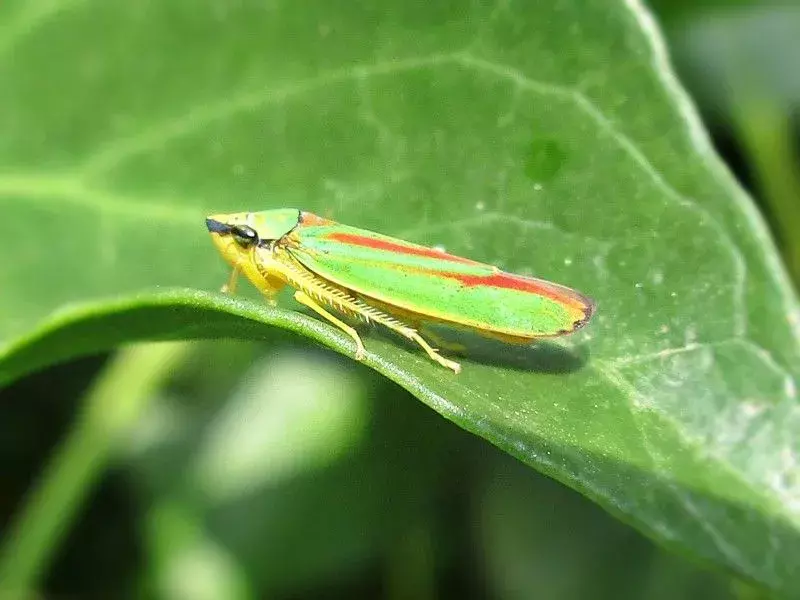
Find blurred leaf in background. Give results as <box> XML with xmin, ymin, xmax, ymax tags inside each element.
<box><xmin>651</xmin><ymin>0</ymin><xmax>800</xmax><ymax>284</ymax></box>
<box><xmin>0</xmin><ymin>0</ymin><xmax>799</xmax><ymax>599</ymax></box>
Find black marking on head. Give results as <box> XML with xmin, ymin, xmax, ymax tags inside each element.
<box><xmin>232</xmin><ymin>224</ymin><xmax>259</xmax><ymax>247</ymax></box>
<box><xmin>206</xmin><ymin>218</ymin><xmax>231</xmax><ymax>234</ymax></box>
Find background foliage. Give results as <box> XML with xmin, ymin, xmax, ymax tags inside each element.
<box><xmin>1</xmin><ymin>0</ymin><xmax>798</xmax><ymax>598</ymax></box>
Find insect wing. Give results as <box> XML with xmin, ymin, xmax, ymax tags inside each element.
<box><xmin>287</xmin><ymin>224</ymin><xmax>594</xmax><ymax>337</ymax></box>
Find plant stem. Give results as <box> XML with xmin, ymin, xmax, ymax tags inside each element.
<box><xmin>0</xmin><ymin>341</ymin><xmax>192</xmax><ymax>596</ymax></box>
<box><xmin>731</xmin><ymin>95</ymin><xmax>800</xmax><ymax>286</ymax></box>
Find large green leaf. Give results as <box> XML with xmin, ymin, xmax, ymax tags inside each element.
<box><xmin>1</xmin><ymin>0</ymin><xmax>799</xmax><ymax>593</ymax></box>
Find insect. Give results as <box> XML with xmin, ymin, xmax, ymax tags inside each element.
<box><xmin>205</xmin><ymin>209</ymin><xmax>595</xmax><ymax>373</ymax></box>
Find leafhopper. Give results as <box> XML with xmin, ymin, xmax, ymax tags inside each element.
<box><xmin>206</xmin><ymin>209</ymin><xmax>595</xmax><ymax>373</ymax></box>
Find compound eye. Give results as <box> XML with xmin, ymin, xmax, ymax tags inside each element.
<box><xmin>231</xmin><ymin>225</ymin><xmax>259</xmax><ymax>247</ymax></box>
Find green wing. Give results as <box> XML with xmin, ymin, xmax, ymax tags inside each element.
<box><xmin>287</xmin><ymin>223</ymin><xmax>594</xmax><ymax>337</ymax></box>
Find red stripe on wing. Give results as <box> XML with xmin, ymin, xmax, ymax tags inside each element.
<box><xmin>447</xmin><ymin>271</ymin><xmax>594</xmax><ymax>320</ymax></box>
<box><xmin>325</xmin><ymin>232</ymin><xmax>480</xmax><ymax>265</ymax></box>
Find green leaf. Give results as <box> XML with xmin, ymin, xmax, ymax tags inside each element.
<box><xmin>1</xmin><ymin>0</ymin><xmax>799</xmax><ymax>594</ymax></box>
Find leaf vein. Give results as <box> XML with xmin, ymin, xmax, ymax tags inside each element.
<box><xmin>78</xmin><ymin>52</ymin><xmax>457</xmax><ymax>178</ymax></box>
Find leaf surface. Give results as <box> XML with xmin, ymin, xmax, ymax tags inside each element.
<box><xmin>1</xmin><ymin>0</ymin><xmax>799</xmax><ymax>591</ymax></box>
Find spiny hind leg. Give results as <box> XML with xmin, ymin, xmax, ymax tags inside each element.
<box><xmin>418</xmin><ymin>326</ymin><xmax>468</xmax><ymax>355</ymax></box>
<box><xmin>360</xmin><ymin>300</ymin><xmax>462</xmax><ymax>371</ymax></box>
<box><xmin>294</xmin><ymin>290</ymin><xmax>366</xmax><ymax>360</ymax></box>
<box><xmin>407</xmin><ymin>330</ymin><xmax>461</xmax><ymax>374</ymax></box>
<box><xmin>377</xmin><ymin>318</ymin><xmax>461</xmax><ymax>374</ymax></box>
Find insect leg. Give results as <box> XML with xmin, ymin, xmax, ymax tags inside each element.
<box><xmin>418</xmin><ymin>327</ymin><xmax>468</xmax><ymax>355</ymax></box>
<box><xmin>405</xmin><ymin>330</ymin><xmax>462</xmax><ymax>374</ymax></box>
<box><xmin>293</xmin><ymin>290</ymin><xmax>366</xmax><ymax>360</ymax></box>
<box><xmin>255</xmin><ymin>274</ymin><xmax>287</xmax><ymax>306</ymax></box>
<box><xmin>371</xmin><ymin>314</ymin><xmax>462</xmax><ymax>373</ymax></box>
<box><xmin>272</xmin><ymin>254</ymin><xmax>460</xmax><ymax>372</ymax></box>
<box><xmin>221</xmin><ymin>267</ymin><xmax>240</xmax><ymax>294</ymax></box>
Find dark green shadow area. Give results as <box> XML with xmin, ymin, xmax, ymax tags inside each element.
<box><xmin>414</xmin><ymin>322</ymin><xmax>589</xmax><ymax>373</ymax></box>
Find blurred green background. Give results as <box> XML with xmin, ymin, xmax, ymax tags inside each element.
<box><xmin>1</xmin><ymin>0</ymin><xmax>798</xmax><ymax>598</ymax></box>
